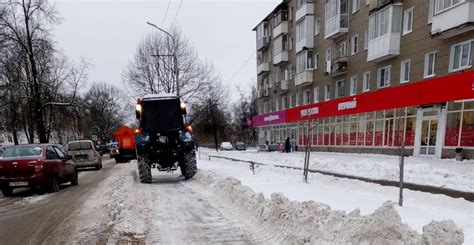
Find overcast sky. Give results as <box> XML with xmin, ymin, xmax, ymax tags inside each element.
<box><xmin>53</xmin><ymin>0</ymin><xmax>280</xmax><ymax>101</ymax></box>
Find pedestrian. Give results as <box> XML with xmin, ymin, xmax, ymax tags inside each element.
<box><xmin>285</xmin><ymin>137</ymin><xmax>290</xmax><ymax>153</ymax></box>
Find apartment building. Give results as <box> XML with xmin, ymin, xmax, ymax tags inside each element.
<box><xmin>252</xmin><ymin>0</ymin><xmax>474</xmax><ymax>159</ymax></box>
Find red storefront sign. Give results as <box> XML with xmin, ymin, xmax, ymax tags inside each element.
<box><xmin>253</xmin><ymin>70</ymin><xmax>474</xmax><ymax>127</ymax></box>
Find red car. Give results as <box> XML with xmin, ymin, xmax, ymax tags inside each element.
<box><xmin>0</xmin><ymin>144</ymin><xmax>78</xmax><ymax>196</ymax></box>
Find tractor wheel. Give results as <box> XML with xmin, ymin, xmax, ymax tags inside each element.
<box><xmin>181</xmin><ymin>150</ymin><xmax>197</xmax><ymax>180</ymax></box>
<box><xmin>137</xmin><ymin>156</ymin><xmax>152</xmax><ymax>183</ymax></box>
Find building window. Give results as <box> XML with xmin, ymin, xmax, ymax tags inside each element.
<box><xmin>303</xmin><ymin>89</ymin><xmax>311</xmax><ymax>105</ymax></box>
<box><xmin>337</xmin><ymin>40</ymin><xmax>348</xmax><ymax>59</ymax></box>
<box><xmin>435</xmin><ymin>0</ymin><xmax>466</xmax><ymax>14</ymax></box>
<box><xmin>400</xmin><ymin>59</ymin><xmax>410</xmax><ymax>83</ymax></box>
<box><xmin>352</xmin><ymin>0</ymin><xmax>360</xmax><ymax>14</ymax></box>
<box><xmin>350</xmin><ymin>76</ymin><xmax>357</xmax><ymax>95</ymax></box>
<box><xmin>377</xmin><ymin>66</ymin><xmax>391</xmax><ymax>88</ymax></box>
<box><xmin>424</xmin><ymin>51</ymin><xmax>436</xmax><ymax>78</ymax></box>
<box><xmin>281</xmin><ymin>96</ymin><xmax>288</xmax><ymax>110</ymax></box>
<box><xmin>403</xmin><ymin>8</ymin><xmax>414</xmax><ymax>35</ymax></box>
<box><xmin>363</xmin><ymin>71</ymin><xmax>370</xmax><ymax>92</ymax></box>
<box><xmin>336</xmin><ymin>80</ymin><xmax>345</xmax><ymax>98</ymax></box>
<box><xmin>275</xmin><ymin>99</ymin><xmax>280</xmax><ymax>111</ymax></box>
<box><xmin>449</xmin><ymin>39</ymin><xmax>473</xmax><ymax>72</ymax></box>
<box><xmin>325</xmin><ymin>48</ymin><xmax>332</xmax><ymax>73</ymax></box>
<box><xmin>273</xmin><ymin>35</ymin><xmax>288</xmax><ymax>55</ymax></box>
<box><xmin>364</xmin><ymin>30</ymin><xmax>368</xmax><ymax>50</ymax></box>
<box><xmin>314</xmin><ymin>87</ymin><xmax>320</xmax><ymax>103</ymax></box>
<box><xmin>296</xmin><ymin>92</ymin><xmax>300</xmax><ymax>106</ymax></box>
<box><xmin>428</xmin><ymin>0</ymin><xmax>435</xmax><ymax>23</ymax></box>
<box><xmin>369</xmin><ymin>5</ymin><xmax>402</xmax><ymax>41</ymax></box>
<box><xmin>351</xmin><ymin>34</ymin><xmax>359</xmax><ymax>55</ymax></box>
<box><xmin>289</xmin><ymin>36</ymin><xmax>294</xmax><ymax>50</ymax></box>
<box><xmin>325</xmin><ymin>0</ymin><xmax>349</xmax><ymax>37</ymax></box>
<box><xmin>315</xmin><ymin>18</ymin><xmax>320</xmax><ymax>36</ymax></box>
<box><xmin>314</xmin><ymin>53</ymin><xmax>320</xmax><ymax>69</ymax></box>
<box><xmin>325</xmin><ymin>84</ymin><xmax>331</xmax><ymax>101</ymax></box>
<box><xmin>296</xmin><ymin>19</ymin><xmax>306</xmax><ymax>42</ymax></box>
<box><xmin>296</xmin><ymin>51</ymin><xmax>314</xmax><ymax>73</ymax></box>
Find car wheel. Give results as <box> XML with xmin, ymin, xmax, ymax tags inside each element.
<box><xmin>71</xmin><ymin>171</ymin><xmax>78</xmax><ymax>186</ymax></box>
<box><xmin>49</xmin><ymin>178</ymin><xmax>60</xmax><ymax>193</ymax></box>
<box><xmin>1</xmin><ymin>187</ymin><xmax>13</xmax><ymax>197</ymax></box>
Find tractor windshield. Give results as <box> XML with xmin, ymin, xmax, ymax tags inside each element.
<box><xmin>141</xmin><ymin>99</ymin><xmax>183</xmax><ymax>132</ymax></box>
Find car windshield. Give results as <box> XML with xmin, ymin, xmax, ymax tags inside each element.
<box><xmin>68</xmin><ymin>142</ymin><xmax>93</xmax><ymax>151</ymax></box>
<box><xmin>141</xmin><ymin>100</ymin><xmax>182</xmax><ymax>132</ymax></box>
<box><xmin>2</xmin><ymin>146</ymin><xmax>42</xmax><ymax>158</ymax></box>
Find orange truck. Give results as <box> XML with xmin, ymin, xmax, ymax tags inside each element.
<box><xmin>112</xmin><ymin>126</ymin><xmax>137</xmax><ymax>163</ymax></box>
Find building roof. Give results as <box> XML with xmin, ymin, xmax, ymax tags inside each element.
<box><xmin>252</xmin><ymin>0</ymin><xmax>288</xmax><ymax>31</ymax></box>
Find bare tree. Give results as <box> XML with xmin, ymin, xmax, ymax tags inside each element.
<box><xmin>0</xmin><ymin>0</ymin><xmax>89</xmax><ymax>143</ymax></box>
<box><xmin>0</xmin><ymin>0</ymin><xmax>61</xmax><ymax>143</ymax></box>
<box><xmin>123</xmin><ymin>28</ymin><xmax>219</xmax><ymax>104</ymax></box>
<box><xmin>83</xmin><ymin>82</ymin><xmax>131</xmax><ymax>143</ymax></box>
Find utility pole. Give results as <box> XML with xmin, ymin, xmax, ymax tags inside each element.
<box><xmin>146</xmin><ymin>21</ymin><xmax>179</xmax><ymax>97</ymax></box>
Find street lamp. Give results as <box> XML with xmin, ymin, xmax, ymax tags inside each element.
<box><xmin>146</xmin><ymin>21</ymin><xmax>180</xmax><ymax>97</ymax></box>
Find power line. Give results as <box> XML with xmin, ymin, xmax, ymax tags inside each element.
<box><xmin>161</xmin><ymin>0</ymin><xmax>171</xmax><ymax>27</ymax></box>
<box><xmin>171</xmin><ymin>0</ymin><xmax>183</xmax><ymax>25</ymax></box>
<box><xmin>228</xmin><ymin>52</ymin><xmax>255</xmax><ymax>83</ymax></box>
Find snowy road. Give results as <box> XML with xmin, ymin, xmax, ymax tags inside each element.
<box><xmin>0</xmin><ymin>157</ymin><xmax>116</xmax><ymax>244</ymax></box>
<box><xmin>0</xmin><ymin>157</ymin><xmax>261</xmax><ymax>244</ymax></box>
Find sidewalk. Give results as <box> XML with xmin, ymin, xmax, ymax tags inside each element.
<box><xmin>200</xmin><ymin>148</ymin><xmax>474</xmax><ymax>193</ymax></box>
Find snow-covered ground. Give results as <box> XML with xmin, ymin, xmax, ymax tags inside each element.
<box><xmin>42</xmin><ymin>155</ymin><xmax>471</xmax><ymax>244</ymax></box>
<box><xmin>200</xmin><ymin>148</ymin><xmax>474</xmax><ymax>193</ymax></box>
<box><xmin>198</xmin><ymin>156</ymin><xmax>473</xmax><ymax>244</ymax></box>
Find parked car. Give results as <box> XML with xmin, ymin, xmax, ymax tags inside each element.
<box><xmin>219</xmin><ymin>142</ymin><xmax>233</xmax><ymax>150</ymax></box>
<box><xmin>0</xmin><ymin>144</ymin><xmax>78</xmax><ymax>196</ymax></box>
<box><xmin>108</xmin><ymin>143</ymin><xmax>119</xmax><ymax>159</ymax></box>
<box><xmin>235</xmin><ymin>142</ymin><xmax>247</xmax><ymax>151</ymax></box>
<box><xmin>67</xmin><ymin>140</ymin><xmax>102</xmax><ymax>170</ymax></box>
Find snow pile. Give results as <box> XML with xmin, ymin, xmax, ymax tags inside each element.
<box><xmin>422</xmin><ymin>220</ymin><xmax>464</xmax><ymax>245</ymax></box>
<box><xmin>195</xmin><ymin>170</ymin><xmax>464</xmax><ymax>244</ymax></box>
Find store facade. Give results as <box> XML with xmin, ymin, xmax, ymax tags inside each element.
<box><xmin>253</xmin><ymin>71</ymin><xmax>474</xmax><ymax>159</ymax></box>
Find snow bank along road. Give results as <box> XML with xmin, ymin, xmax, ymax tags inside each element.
<box><xmin>201</xmin><ymin>148</ymin><xmax>474</xmax><ymax>193</ymax></box>
<box><xmin>0</xmin><ymin>154</ymin><xmax>469</xmax><ymax>244</ymax></box>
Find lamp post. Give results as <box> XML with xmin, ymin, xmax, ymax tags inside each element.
<box><xmin>146</xmin><ymin>21</ymin><xmax>179</xmax><ymax>97</ymax></box>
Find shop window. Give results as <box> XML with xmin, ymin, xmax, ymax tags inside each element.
<box><xmin>350</xmin><ymin>122</ymin><xmax>357</xmax><ymax>145</ymax></box>
<box><xmin>405</xmin><ymin>117</ymin><xmax>416</xmax><ymax>146</ymax></box>
<box><xmin>393</xmin><ymin>118</ymin><xmax>405</xmax><ymax>147</ymax></box>
<box><xmin>445</xmin><ymin>112</ymin><xmax>461</xmax><ymax>147</ymax></box>
<box><xmin>374</xmin><ymin>120</ymin><xmax>384</xmax><ymax>146</ymax></box>
<box><xmin>461</xmin><ymin>111</ymin><xmax>474</xmax><ymax>146</ymax></box>
<box><xmin>343</xmin><ymin>122</ymin><xmax>350</xmax><ymax>145</ymax></box>
<box><xmin>357</xmin><ymin>114</ymin><xmax>367</xmax><ymax>146</ymax></box>
<box><xmin>366</xmin><ymin>120</ymin><xmax>374</xmax><ymax>146</ymax></box>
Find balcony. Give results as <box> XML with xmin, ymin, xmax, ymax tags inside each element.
<box><xmin>273</xmin><ymin>51</ymin><xmax>288</xmax><ymax>65</ymax></box>
<box><xmin>331</xmin><ymin>57</ymin><xmax>348</xmax><ymax>77</ymax></box>
<box><xmin>295</xmin><ymin>16</ymin><xmax>314</xmax><ymax>53</ymax></box>
<box><xmin>295</xmin><ymin>2</ymin><xmax>314</xmax><ymax>21</ymax></box>
<box><xmin>367</xmin><ymin>33</ymin><xmax>400</xmax><ymax>62</ymax></box>
<box><xmin>273</xmin><ymin>21</ymin><xmax>288</xmax><ymax>38</ymax></box>
<box><xmin>367</xmin><ymin>4</ymin><xmax>402</xmax><ymax>62</ymax></box>
<box><xmin>295</xmin><ymin>70</ymin><xmax>313</xmax><ymax>86</ymax></box>
<box><xmin>257</xmin><ymin>62</ymin><xmax>269</xmax><ymax>75</ymax></box>
<box><xmin>431</xmin><ymin>1</ymin><xmax>474</xmax><ymax>39</ymax></box>
<box><xmin>296</xmin><ymin>36</ymin><xmax>314</xmax><ymax>53</ymax></box>
<box><xmin>324</xmin><ymin>0</ymin><xmax>349</xmax><ymax>39</ymax></box>
<box><xmin>257</xmin><ymin>36</ymin><xmax>270</xmax><ymax>50</ymax></box>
